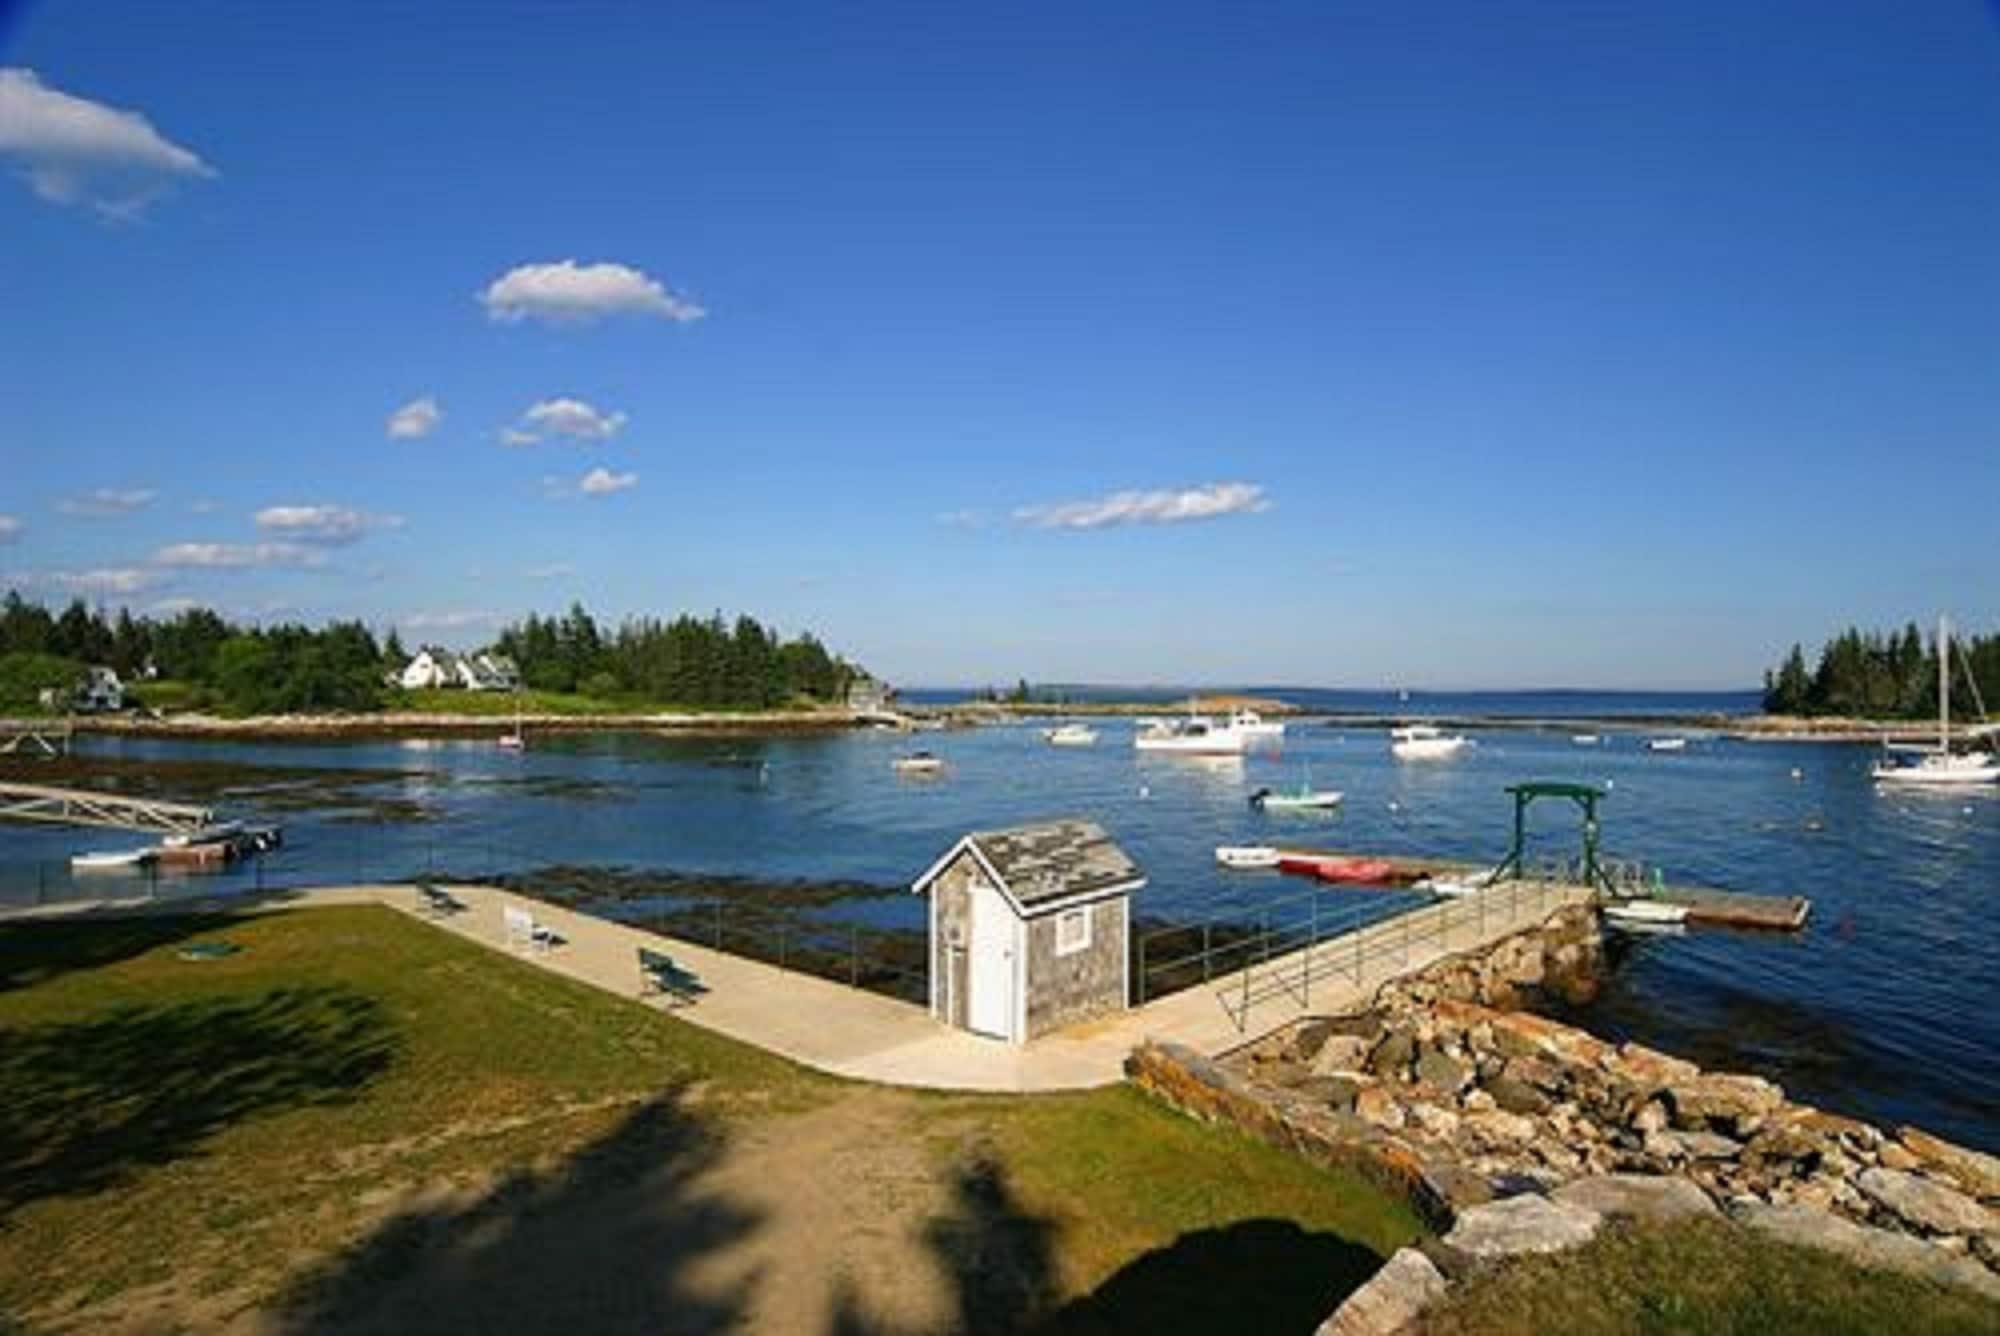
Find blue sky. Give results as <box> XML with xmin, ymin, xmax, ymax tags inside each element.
<box><xmin>2</xmin><ymin>1</ymin><xmax>1995</xmax><ymax>689</ymax></box>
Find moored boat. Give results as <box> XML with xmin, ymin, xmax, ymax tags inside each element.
<box><xmin>1571</xmin><ymin>733</ymin><xmax>1600</xmax><ymax>746</ymax></box>
<box><xmin>1278</xmin><ymin>854</ymin><xmax>1396</xmax><ymax>884</ymax></box>
<box><xmin>70</xmin><ymin>848</ymin><xmax>157</xmax><ymax>872</ymax></box>
<box><xmin>1872</xmin><ymin>616</ymin><xmax>1999</xmax><ymax>787</ymax></box>
<box><xmin>1044</xmin><ymin>723</ymin><xmax>1098</xmax><ymax>747</ymax></box>
<box><xmin>1134</xmin><ymin>715</ymin><xmax>1249</xmax><ymax>755</ymax></box>
<box><xmin>1645</xmin><ymin>737</ymin><xmax>1688</xmax><ymax>753</ymax></box>
<box><xmin>1389</xmin><ymin>724</ymin><xmax>1470</xmax><ymax>760</ymax></box>
<box><xmin>1603</xmin><ymin>899</ymin><xmax>1690</xmax><ymax>927</ymax></box>
<box><xmin>1228</xmin><ymin>709</ymin><xmax>1286</xmax><ymax>744</ymax></box>
<box><xmin>1416</xmin><ymin>875</ymin><xmax>1487</xmax><ymax>898</ymax></box>
<box><xmin>892</xmin><ymin>751</ymin><xmax>944</xmax><ymax>774</ymax></box>
<box><xmin>1215</xmin><ymin>845</ymin><xmax>1281</xmax><ymax>869</ymax></box>
<box><xmin>162</xmin><ymin>821</ymin><xmax>244</xmax><ymax>849</ymax></box>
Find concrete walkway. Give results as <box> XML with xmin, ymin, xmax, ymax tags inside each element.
<box><xmin>5</xmin><ymin>875</ymin><xmax>1592</xmax><ymax>1093</ymax></box>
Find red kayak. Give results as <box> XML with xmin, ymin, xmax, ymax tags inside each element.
<box><xmin>1277</xmin><ymin>855</ymin><xmax>1397</xmax><ymax>885</ymax></box>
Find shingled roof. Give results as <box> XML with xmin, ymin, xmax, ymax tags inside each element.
<box><xmin>914</xmin><ymin>819</ymin><xmax>1144</xmax><ymax>913</ymax></box>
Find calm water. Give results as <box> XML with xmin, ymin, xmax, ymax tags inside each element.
<box><xmin>3</xmin><ymin>703</ymin><xmax>1993</xmax><ymax>1151</ymax></box>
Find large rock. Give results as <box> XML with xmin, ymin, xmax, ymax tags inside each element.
<box><xmin>1312</xmin><ymin>1034</ymin><xmax>1373</xmax><ymax>1076</ymax></box>
<box><xmin>1554</xmin><ymin>1174</ymin><xmax>1719</xmax><ymax>1224</ymax></box>
<box><xmin>1856</xmin><ymin>1168</ymin><xmax>1996</xmax><ymax>1237</ymax></box>
<box><xmin>1369</xmin><ymin>1027</ymin><xmax>1418</xmax><ymax>1080</ymax></box>
<box><xmin>1442</xmin><ymin>1193</ymin><xmax>1602</xmax><ymax>1260</ymax></box>
<box><xmin>1667</xmin><ymin>1129</ymin><xmax>1743</xmax><ymax>1161</ymax></box>
<box><xmin>1666</xmin><ymin>1074</ymin><xmax>1785</xmax><ymax>1136</ymax></box>
<box><xmin>1315</xmin><ymin>1247</ymin><xmax>1447</xmax><ymax>1336</ymax></box>
<box><xmin>1415</xmin><ymin>1047</ymin><xmax>1472</xmax><ymax>1094</ymax></box>
<box><xmin>1899</xmin><ymin>1128</ymin><xmax>2000</xmax><ymax>1201</ymax></box>
<box><xmin>1292</xmin><ymin>1075</ymin><xmax>1368</xmax><ymax>1114</ymax></box>
<box><xmin>1484</xmin><ymin>1073</ymin><xmax>1550</xmax><ymax>1117</ymax></box>
<box><xmin>1609</xmin><ymin>1041</ymin><xmax>1700</xmax><ymax>1089</ymax></box>
<box><xmin>1735</xmin><ymin>1202</ymin><xmax>2000</xmax><ymax>1301</ymax></box>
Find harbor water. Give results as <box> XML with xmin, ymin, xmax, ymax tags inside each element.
<box><xmin>2</xmin><ymin>691</ymin><xmax>1993</xmax><ymax>1152</ymax></box>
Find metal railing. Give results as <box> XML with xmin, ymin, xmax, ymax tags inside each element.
<box><xmin>1208</xmin><ymin>872</ymin><xmax>1577</xmax><ymax>1032</ymax></box>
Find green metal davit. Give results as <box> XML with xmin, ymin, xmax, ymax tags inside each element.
<box><xmin>1487</xmin><ymin>781</ymin><xmax>1616</xmax><ymax>896</ymax></box>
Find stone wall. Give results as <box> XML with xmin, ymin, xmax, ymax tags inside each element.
<box><xmin>1368</xmin><ymin>902</ymin><xmax>1604</xmax><ymax>1013</ymax></box>
<box><xmin>1024</xmin><ymin>895</ymin><xmax>1125</xmax><ymax>1039</ymax></box>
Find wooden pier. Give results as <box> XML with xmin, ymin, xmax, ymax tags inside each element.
<box><xmin>0</xmin><ymin>781</ymin><xmax>214</xmax><ymax>835</ymax></box>
<box><xmin>1272</xmin><ymin>845</ymin><xmax>1812</xmax><ymax>932</ymax></box>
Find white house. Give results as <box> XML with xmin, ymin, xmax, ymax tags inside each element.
<box><xmin>399</xmin><ymin>647</ymin><xmax>464</xmax><ymax>691</ymax></box>
<box><xmin>456</xmin><ymin>651</ymin><xmax>521</xmax><ymax>692</ymax></box>
<box><xmin>75</xmin><ymin>666</ymin><xmax>125</xmax><ymax>713</ymax></box>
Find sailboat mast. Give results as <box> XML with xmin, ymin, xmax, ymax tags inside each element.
<box><xmin>1939</xmin><ymin>613</ymin><xmax>1950</xmax><ymax>752</ymax></box>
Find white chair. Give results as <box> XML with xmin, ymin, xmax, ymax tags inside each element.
<box><xmin>503</xmin><ymin>904</ymin><xmax>558</xmax><ymax>953</ymax></box>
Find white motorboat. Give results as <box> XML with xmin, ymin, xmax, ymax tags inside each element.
<box><xmin>1044</xmin><ymin>723</ymin><xmax>1099</xmax><ymax>747</ymax></box>
<box><xmin>1249</xmin><ymin>762</ymin><xmax>1341</xmax><ymax>810</ymax></box>
<box><xmin>71</xmin><ymin>848</ymin><xmax>158</xmax><ymax>872</ymax></box>
<box><xmin>1134</xmin><ymin>715</ymin><xmax>1249</xmax><ymax>755</ymax></box>
<box><xmin>1645</xmin><ymin>737</ymin><xmax>1688</xmax><ymax>753</ymax></box>
<box><xmin>162</xmin><ymin>821</ymin><xmax>244</xmax><ymax>849</ymax></box>
<box><xmin>892</xmin><ymin>751</ymin><xmax>944</xmax><ymax>775</ymax></box>
<box><xmin>1416</xmin><ymin>875</ymin><xmax>1487</xmax><ymax>898</ymax></box>
<box><xmin>1873</xmin><ymin>616</ymin><xmax>1999</xmax><ymax>787</ymax></box>
<box><xmin>1228</xmin><ymin>709</ymin><xmax>1287</xmax><ymax>744</ymax></box>
<box><xmin>1389</xmin><ymin>724</ymin><xmax>1470</xmax><ymax>760</ymax></box>
<box><xmin>1571</xmin><ymin>733</ymin><xmax>1601</xmax><ymax>746</ymax></box>
<box><xmin>1215</xmin><ymin>845</ymin><xmax>1281</xmax><ymax>869</ymax></box>
<box><xmin>1602</xmin><ymin>900</ymin><xmax>1689</xmax><ymax>927</ymax></box>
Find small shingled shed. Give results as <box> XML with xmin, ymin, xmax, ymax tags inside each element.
<box><xmin>911</xmin><ymin>819</ymin><xmax>1145</xmax><ymax>1044</ymax></box>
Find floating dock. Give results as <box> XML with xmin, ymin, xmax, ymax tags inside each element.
<box><xmin>1270</xmin><ymin>846</ymin><xmax>1811</xmax><ymax>932</ymax></box>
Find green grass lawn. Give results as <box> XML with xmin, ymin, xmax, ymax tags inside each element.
<box><xmin>1419</xmin><ymin>1216</ymin><xmax>2000</xmax><ymax>1335</ymax></box>
<box><xmin>0</xmin><ymin>906</ymin><xmax>1419</xmax><ymax>1332</ymax></box>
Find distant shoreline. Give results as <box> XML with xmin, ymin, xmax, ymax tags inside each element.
<box><xmin>0</xmin><ymin>708</ymin><xmax>871</xmax><ymax>741</ymax></box>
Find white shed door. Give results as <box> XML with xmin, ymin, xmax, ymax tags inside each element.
<box><xmin>967</xmin><ymin>880</ymin><xmax>1015</xmax><ymax>1040</ymax></box>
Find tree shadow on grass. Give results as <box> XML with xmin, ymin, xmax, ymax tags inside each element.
<box><xmin>0</xmin><ymin>984</ymin><xmax>396</xmax><ymax>1222</ymax></box>
<box><xmin>271</xmin><ymin>1089</ymin><xmax>760</xmax><ymax>1335</ymax></box>
<box><xmin>0</xmin><ymin>903</ymin><xmax>310</xmax><ymax>992</ymax></box>
<box><xmin>831</xmin><ymin>1156</ymin><xmax>1385</xmax><ymax>1336</ymax></box>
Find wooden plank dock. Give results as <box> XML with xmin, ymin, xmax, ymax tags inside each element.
<box><xmin>1271</xmin><ymin>845</ymin><xmax>1811</xmax><ymax>932</ymax></box>
<box><xmin>0</xmin><ymin>781</ymin><xmax>214</xmax><ymax>835</ymax></box>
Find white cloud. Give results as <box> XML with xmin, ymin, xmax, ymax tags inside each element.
<box><xmin>253</xmin><ymin>504</ymin><xmax>400</xmax><ymax>545</ymax></box>
<box><xmin>579</xmin><ymin>467</ymin><xmax>638</xmax><ymax>497</ymax></box>
<box><xmin>403</xmin><ymin>609</ymin><xmax>499</xmax><ymax>631</ymax></box>
<box><xmin>58</xmin><ymin>487</ymin><xmax>157</xmax><ymax>517</ymax></box>
<box><xmin>152</xmin><ymin>541</ymin><xmax>326</xmax><ymax>570</ymax></box>
<box><xmin>0</xmin><ymin>514</ymin><xmax>20</xmax><ymax>543</ymax></box>
<box><xmin>48</xmin><ymin>567</ymin><xmax>161</xmax><ymax>595</ymax></box>
<box><xmin>504</xmin><ymin>396</ymin><xmax>627</xmax><ymax>445</ymax></box>
<box><xmin>478</xmin><ymin>259</ymin><xmax>705</xmax><ymax>326</ymax></box>
<box><xmin>1014</xmin><ymin>481</ymin><xmax>1272</xmax><ymax>531</ymax></box>
<box><xmin>0</xmin><ymin>67</ymin><xmax>215</xmax><ymax>214</ymax></box>
<box><xmin>386</xmin><ymin>395</ymin><xmax>442</xmax><ymax>440</ymax></box>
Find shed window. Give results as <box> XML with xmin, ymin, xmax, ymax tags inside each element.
<box><xmin>1055</xmin><ymin>906</ymin><xmax>1091</xmax><ymax>956</ymax></box>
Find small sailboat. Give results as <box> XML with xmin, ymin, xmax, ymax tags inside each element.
<box><xmin>498</xmin><ymin>693</ymin><xmax>526</xmax><ymax>749</ymax></box>
<box><xmin>1872</xmin><ymin>615</ymin><xmax>1999</xmax><ymax>787</ymax></box>
<box><xmin>1215</xmin><ymin>845</ymin><xmax>1281</xmax><ymax>869</ymax></box>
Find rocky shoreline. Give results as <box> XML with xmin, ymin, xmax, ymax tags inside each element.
<box><xmin>1126</xmin><ymin>906</ymin><xmax>1998</xmax><ymax>1330</ymax></box>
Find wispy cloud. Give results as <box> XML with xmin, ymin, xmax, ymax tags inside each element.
<box><xmin>48</xmin><ymin>567</ymin><xmax>162</xmax><ymax>595</ymax></box>
<box><xmin>58</xmin><ymin>487</ymin><xmax>157</xmax><ymax>517</ymax></box>
<box><xmin>0</xmin><ymin>67</ymin><xmax>216</xmax><ymax>216</ymax></box>
<box><xmin>253</xmin><ymin>504</ymin><xmax>400</xmax><ymax>545</ymax></box>
<box><xmin>503</xmin><ymin>397</ymin><xmax>627</xmax><ymax>445</ymax></box>
<box><xmin>385</xmin><ymin>395</ymin><xmax>442</xmax><ymax>440</ymax></box>
<box><xmin>579</xmin><ymin>467</ymin><xmax>638</xmax><ymax>497</ymax></box>
<box><xmin>0</xmin><ymin>514</ymin><xmax>20</xmax><ymax>544</ymax></box>
<box><xmin>402</xmin><ymin>609</ymin><xmax>499</xmax><ymax>631</ymax></box>
<box><xmin>1014</xmin><ymin>481</ymin><xmax>1272</xmax><ymax>531</ymax></box>
<box><xmin>152</xmin><ymin>541</ymin><xmax>326</xmax><ymax>570</ymax></box>
<box><xmin>478</xmin><ymin>259</ymin><xmax>704</xmax><ymax>326</ymax></box>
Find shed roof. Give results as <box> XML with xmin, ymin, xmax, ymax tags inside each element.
<box><xmin>913</xmin><ymin>819</ymin><xmax>1144</xmax><ymax>914</ymax></box>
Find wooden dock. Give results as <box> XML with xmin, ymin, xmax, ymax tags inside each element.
<box><xmin>0</xmin><ymin>781</ymin><xmax>214</xmax><ymax>835</ymax></box>
<box><xmin>1272</xmin><ymin>845</ymin><xmax>1811</xmax><ymax>932</ymax></box>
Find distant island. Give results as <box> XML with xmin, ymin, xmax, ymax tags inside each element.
<box><xmin>0</xmin><ymin>592</ymin><xmax>875</xmax><ymax>723</ymax></box>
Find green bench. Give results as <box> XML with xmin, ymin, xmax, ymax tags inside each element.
<box><xmin>638</xmin><ymin>947</ymin><xmax>705</xmax><ymax>1006</ymax></box>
